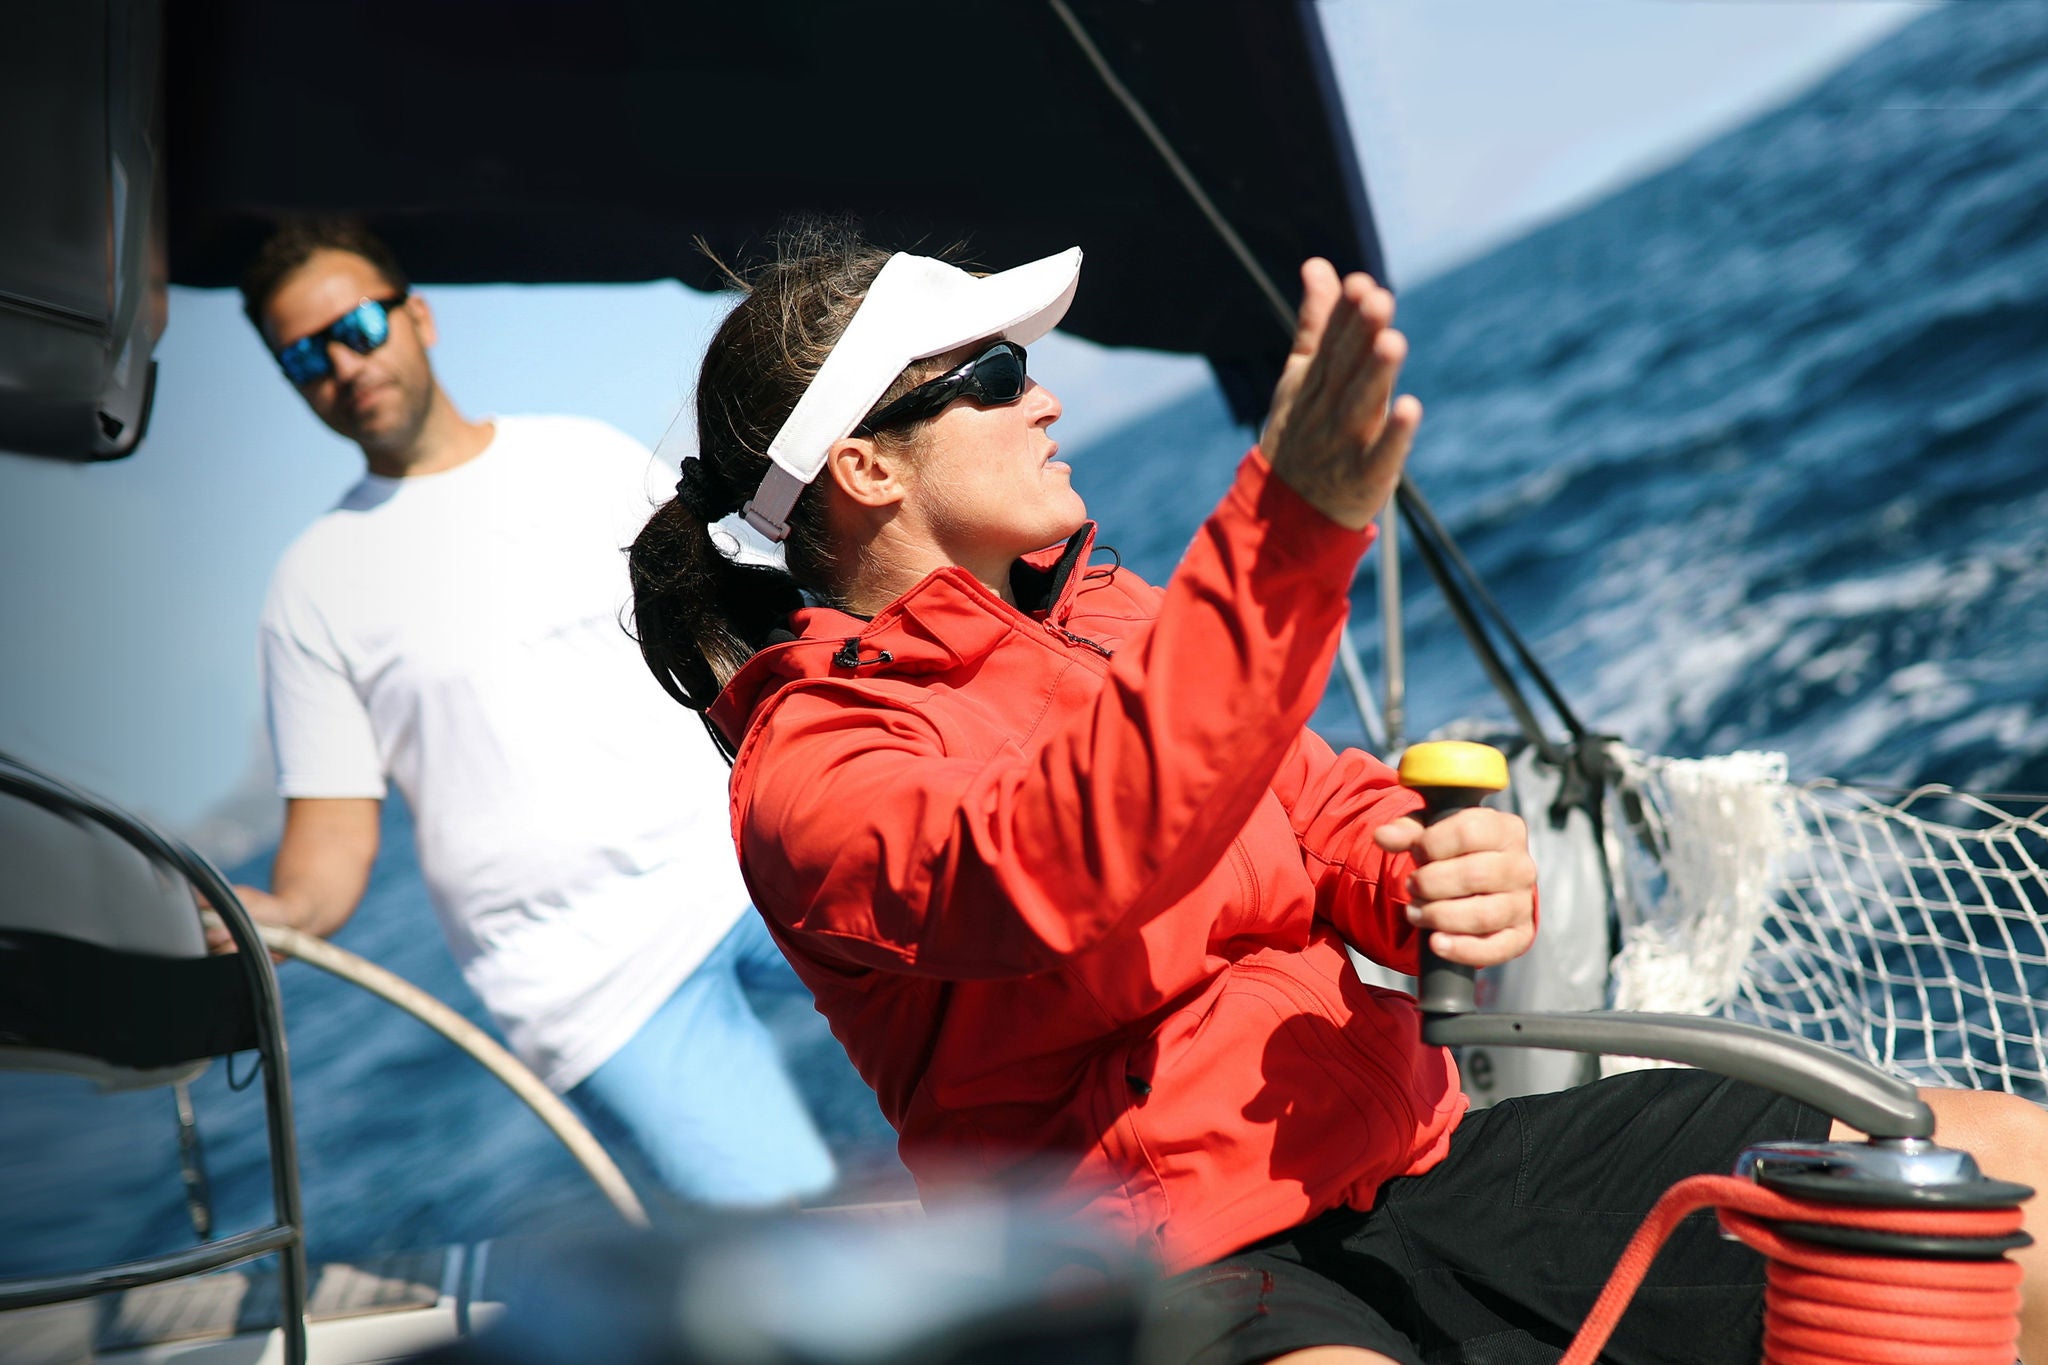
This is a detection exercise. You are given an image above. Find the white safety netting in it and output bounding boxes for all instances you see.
[1606,746,2048,1100]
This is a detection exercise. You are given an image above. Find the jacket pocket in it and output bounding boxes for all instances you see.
[1085,1034,1173,1248]
[1228,959,1423,1144]
[1119,959,1422,1213]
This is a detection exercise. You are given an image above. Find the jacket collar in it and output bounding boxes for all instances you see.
[709,523,1099,744]
[1008,522,1096,616]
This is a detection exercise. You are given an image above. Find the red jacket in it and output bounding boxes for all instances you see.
[709,451,1466,1273]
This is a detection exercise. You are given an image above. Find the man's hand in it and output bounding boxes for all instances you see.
[200,796,381,954]
[1261,259,1422,532]
[200,884,297,958]
[1372,807,1537,968]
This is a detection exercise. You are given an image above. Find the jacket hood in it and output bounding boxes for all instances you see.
[707,523,1099,748]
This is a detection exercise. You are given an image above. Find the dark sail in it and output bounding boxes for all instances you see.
[163,0,1386,427]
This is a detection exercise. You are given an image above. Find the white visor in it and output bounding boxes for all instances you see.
[741,246,1083,541]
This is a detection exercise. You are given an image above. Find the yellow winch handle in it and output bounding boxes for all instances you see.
[1397,741,1509,1018]
[1397,740,1509,795]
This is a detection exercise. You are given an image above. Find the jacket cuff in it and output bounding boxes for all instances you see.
[1225,448,1379,577]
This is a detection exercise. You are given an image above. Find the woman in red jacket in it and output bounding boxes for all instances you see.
[627,224,2048,1365]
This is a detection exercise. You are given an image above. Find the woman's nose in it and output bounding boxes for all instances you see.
[1026,378,1062,425]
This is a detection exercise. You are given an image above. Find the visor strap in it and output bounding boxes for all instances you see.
[741,464,807,542]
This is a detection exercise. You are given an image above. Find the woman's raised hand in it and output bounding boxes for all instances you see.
[1261,259,1421,532]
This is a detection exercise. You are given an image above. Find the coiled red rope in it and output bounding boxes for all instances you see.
[1559,1174,2024,1365]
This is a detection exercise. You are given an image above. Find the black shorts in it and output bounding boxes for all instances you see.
[1151,1068,1832,1365]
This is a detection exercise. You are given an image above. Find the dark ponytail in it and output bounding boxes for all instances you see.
[628,221,929,716]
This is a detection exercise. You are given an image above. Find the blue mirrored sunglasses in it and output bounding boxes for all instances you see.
[273,292,410,386]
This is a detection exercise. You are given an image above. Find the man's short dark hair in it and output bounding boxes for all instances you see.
[239,217,411,331]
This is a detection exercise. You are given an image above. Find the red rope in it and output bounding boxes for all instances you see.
[1558,1174,2023,1365]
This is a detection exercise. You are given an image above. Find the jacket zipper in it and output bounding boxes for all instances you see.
[832,637,894,669]
[1048,623,1113,659]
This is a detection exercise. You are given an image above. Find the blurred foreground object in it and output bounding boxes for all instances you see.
[408,1202,1205,1365]
[0,750,309,1362]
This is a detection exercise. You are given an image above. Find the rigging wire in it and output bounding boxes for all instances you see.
[1402,506,1569,768]
[1396,482,1591,743]
[1046,0,1583,761]
[1336,622,1388,752]
[1047,0,1407,755]
[1047,0,1295,335]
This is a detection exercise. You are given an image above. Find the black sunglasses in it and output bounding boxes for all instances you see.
[273,292,411,386]
[855,340,1029,436]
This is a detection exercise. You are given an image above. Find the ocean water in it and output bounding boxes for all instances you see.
[1085,1,2048,800]
[7,0,2048,1292]
[0,795,908,1281]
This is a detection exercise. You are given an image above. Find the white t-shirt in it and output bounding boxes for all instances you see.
[258,415,748,1090]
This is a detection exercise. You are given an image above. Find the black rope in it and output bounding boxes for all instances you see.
[1399,495,1567,768]
[227,1049,261,1092]
[1398,482,1590,742]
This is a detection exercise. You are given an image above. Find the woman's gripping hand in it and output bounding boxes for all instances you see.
[1372,807,1538,968]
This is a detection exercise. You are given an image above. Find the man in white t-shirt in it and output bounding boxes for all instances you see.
[227,218,854,1206]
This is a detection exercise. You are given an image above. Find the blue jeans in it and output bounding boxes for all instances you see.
[566,912,844,1207]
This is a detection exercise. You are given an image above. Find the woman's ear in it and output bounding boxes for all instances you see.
[825,435,909,513]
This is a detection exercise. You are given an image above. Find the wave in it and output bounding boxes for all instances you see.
[1071,2,2048,801]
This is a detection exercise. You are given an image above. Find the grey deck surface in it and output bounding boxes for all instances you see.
[94,1246,448,1351]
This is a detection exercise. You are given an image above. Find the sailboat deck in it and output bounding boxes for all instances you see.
[98,1247,450,1351]
[1,1247,456,1362]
